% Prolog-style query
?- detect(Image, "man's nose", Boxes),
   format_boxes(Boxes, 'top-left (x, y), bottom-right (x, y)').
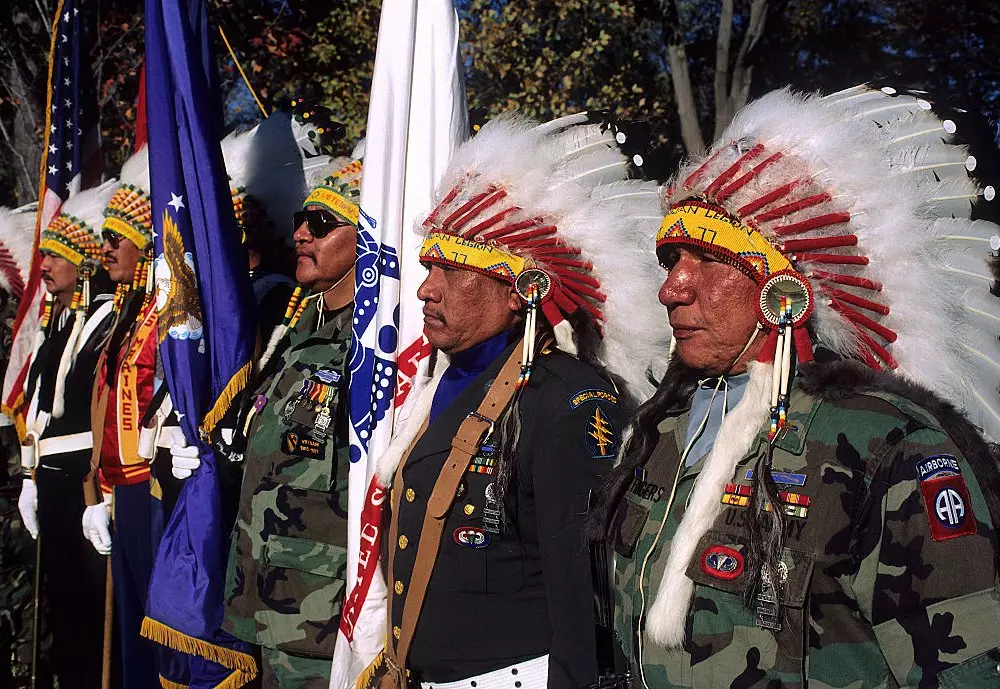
top-left (292, 221), bottom-right (311, 244)
top-left (416, 268), bottom-right (440, 302)
top-left (658, 257), bottom-right (697, 308)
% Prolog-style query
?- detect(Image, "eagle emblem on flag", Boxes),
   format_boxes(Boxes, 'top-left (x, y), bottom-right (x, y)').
top-left (154, 208), bottom-right (203, 344)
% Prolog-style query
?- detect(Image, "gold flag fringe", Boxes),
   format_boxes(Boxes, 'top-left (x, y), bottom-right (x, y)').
top-left (356, 649), bottom-right (386, 689)
top-left (159, 675), bottom-right (189, 689)
top-left (141, 617), bottom-right (257, 689)
top-left (2, 395), bottom-right (27, 443)
top-left (201, 359), bottom-right (252, 435)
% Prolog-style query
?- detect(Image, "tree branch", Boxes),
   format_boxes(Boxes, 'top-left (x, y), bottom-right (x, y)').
top-left (713, 0), bottom-right (734, 139)
top-left (0, 114), bottom-right (36, 204)
top-left (728, 0), bottom-right (769, 120)
top-left (661, 0), bottom-right (705, 154)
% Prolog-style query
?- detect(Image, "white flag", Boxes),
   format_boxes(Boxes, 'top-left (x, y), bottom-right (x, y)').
top-left (332, 1), bottom-right (468, 686)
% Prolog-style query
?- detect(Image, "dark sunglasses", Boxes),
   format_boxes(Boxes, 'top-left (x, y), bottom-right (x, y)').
top-left (101, 229), bottom-right (123, 249)
top-left (294, 210), bottom-right (351, 239)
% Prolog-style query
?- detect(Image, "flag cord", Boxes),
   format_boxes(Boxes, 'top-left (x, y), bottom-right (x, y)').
top-left (217, 25), bottom-right (268, 118)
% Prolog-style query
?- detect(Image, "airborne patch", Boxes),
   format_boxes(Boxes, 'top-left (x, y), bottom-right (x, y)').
top-left (587, 405), bottom-right (617, 458)
top-left (917, 455), bottom-right (976, 542)
top-left (569, 388), bottom-right (620, 410)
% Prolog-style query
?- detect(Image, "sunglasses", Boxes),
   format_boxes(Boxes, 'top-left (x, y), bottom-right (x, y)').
top-left (294, 210), bottom-right (351, 239)
top-left (101, 229), bottom-right (123, 249)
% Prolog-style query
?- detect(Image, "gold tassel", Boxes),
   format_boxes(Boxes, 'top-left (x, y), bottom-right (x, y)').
top-left (140, 617), bottom-right (257, 689)
top-left (201, 359), bottom-right (252, 435)
top-left (356, 649), bottom-right (386, 689)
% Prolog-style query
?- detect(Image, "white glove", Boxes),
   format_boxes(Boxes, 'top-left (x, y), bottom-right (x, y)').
top-left (82, 492), bottom-right (112, 555)
top-left (17, 478), bottom-right (39, 540)
top-left (168, 427), bottom-right (201, 480)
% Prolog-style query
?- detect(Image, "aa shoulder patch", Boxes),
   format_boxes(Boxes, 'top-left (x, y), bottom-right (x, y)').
top-left (569, 388), bottom-right (619, 410)
top-left (586, 405), bottom-right (617, 459)
top-left (920, 472), bottom-right (977, 542)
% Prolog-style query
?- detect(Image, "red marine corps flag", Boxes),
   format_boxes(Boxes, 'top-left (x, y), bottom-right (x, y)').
top-left (331, 1), bottom-right (468, 686)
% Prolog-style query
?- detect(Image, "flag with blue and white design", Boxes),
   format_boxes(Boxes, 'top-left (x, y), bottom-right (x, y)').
top-left (332, 1), bottom-right (469, 685)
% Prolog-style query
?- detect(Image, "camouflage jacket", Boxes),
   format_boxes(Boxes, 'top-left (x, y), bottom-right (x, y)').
top-left (611, 360), bottom-right (1000, 688)
top-left (223, 305), bottom-right (352, 658)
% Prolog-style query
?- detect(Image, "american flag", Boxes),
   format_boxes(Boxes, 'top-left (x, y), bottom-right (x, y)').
top-left (2, 0), bottom-right (101, 432)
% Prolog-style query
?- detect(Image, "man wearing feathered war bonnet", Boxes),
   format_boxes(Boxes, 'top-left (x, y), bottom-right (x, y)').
top-left (355, 114), bottom-right (669, 689)
top-left (595, 85), bottom-right (1000, 688)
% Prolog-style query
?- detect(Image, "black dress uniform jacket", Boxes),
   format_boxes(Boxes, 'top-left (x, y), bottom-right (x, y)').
top-left (385, 341), bottom-right (630, 688)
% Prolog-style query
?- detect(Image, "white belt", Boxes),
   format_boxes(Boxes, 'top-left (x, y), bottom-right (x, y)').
top-left (36, 431), bottom-right (93, 457)
top-left (420, 655), bottom-right (548, 689)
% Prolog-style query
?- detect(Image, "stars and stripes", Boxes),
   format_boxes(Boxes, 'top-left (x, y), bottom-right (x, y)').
top-left (2, 0), bottom-right (101, 433)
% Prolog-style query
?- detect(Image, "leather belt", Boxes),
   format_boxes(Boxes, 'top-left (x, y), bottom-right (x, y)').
top-left (418, 655), bottom-right (549, 689)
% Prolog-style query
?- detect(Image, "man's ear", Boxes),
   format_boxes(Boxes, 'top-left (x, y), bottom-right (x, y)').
top-left (507, 285), bottom-right (523, 314)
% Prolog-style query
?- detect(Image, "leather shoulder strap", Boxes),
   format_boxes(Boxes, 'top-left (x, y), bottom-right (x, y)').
top-left (385, 339), bottom-right (524, 681)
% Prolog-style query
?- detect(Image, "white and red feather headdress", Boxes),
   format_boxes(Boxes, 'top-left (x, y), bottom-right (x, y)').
top-left (418, 114), bottom-right (669, 402)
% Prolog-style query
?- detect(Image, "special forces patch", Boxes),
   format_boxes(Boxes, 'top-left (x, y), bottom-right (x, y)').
top-left (569, 388), bottom-right (619, 410)
top-left (916, 454), bottom-right (976, 541)
top-left (587, 406), bottom-right (617, 459)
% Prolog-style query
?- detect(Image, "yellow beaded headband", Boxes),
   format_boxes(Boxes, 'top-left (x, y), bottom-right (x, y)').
top-left (656, 200), bottom-right (791, 282)
top-left (102, 184), bottom-right (153, 249)
top-left (418, 231), bottom-right (526, 283)
top-left (303, 160), bottom-right (362, 226)
top-left (40, 214), bottom-right (102, 267)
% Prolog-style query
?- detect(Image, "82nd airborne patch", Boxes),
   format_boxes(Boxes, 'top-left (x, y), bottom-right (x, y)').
top-left (916, 454), bottom-right (977, 542)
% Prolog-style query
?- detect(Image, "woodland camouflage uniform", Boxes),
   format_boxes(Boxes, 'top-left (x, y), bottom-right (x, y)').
top-left (612, 361), bottom-right (1000, 688)
top-left (223, 305), bottom-right (352, 688)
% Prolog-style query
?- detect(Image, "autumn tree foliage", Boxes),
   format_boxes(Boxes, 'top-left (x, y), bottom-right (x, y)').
top-left (0, 0), bottom-right (997, 208)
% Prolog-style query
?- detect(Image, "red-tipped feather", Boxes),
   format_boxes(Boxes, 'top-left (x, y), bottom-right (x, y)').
top-left (807, 269), bottom-right (882, 291)
top-left (794, 253), bottom-right (868, 265)
top-left (704, 144), bottom-right (765, 199)
top-left (481, 217), bottom-right (543, 241)
top-left (442, 189), bottom-right (493, 230)
top-left (830, 299), bottom-right (897, 342)
top-left (683, 148), bottom-right (725, 190)
top-left (545, 258), bottom-right (593, 270)
top-left (716, 152), bottom-right (783, 202)
top-left (818, 285), bottom-right (890, 315)
top-left (503, 226), bottom-right (558, 246)
top-left (424, 182), bottom-right (464, 227)
top-left (793, 326), bottom-right (814, 364)
top-left (561, 287), bottom-right (604, 319)
top-left (737, 181), bottom-right (802, 217)
top-left (779, 234), bottom-right (857, 252)
top-left (465, 206), bottom-right (521, 236)
top-left (772, 212), bottom-right (851, 237)
top-left (554, 269), bottom-right (601, 289)
top-left (751, 193), bottom-right (832, 223)
top-left (455, 188), bottom-right (508, 234)
top-left (855, 328), bottom-right (898, 369)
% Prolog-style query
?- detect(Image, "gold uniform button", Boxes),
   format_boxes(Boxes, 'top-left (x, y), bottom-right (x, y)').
top-left (394, 580), bottom-right (404, 595)
top-left (463, 504), bottom-right (475, 516)
top-left (392, 626), bottom-right (401, 640)
top-left (398, 535), bottom-right (409, 550)
top-left (405, 488), bottom-right (415, 503)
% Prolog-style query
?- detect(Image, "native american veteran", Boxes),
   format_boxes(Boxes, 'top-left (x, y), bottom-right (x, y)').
top-left (358, 116), bottom-right (668, 689)
top-left (18, 182), bottom-right (117, 689)
top-left (212, 160), bottom-right (362, 689)
top-left (594, 85), bottom-right (1000, 688)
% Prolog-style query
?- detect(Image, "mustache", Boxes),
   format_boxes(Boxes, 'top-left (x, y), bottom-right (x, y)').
top-left (422, 307), bottom-right (445, 324)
